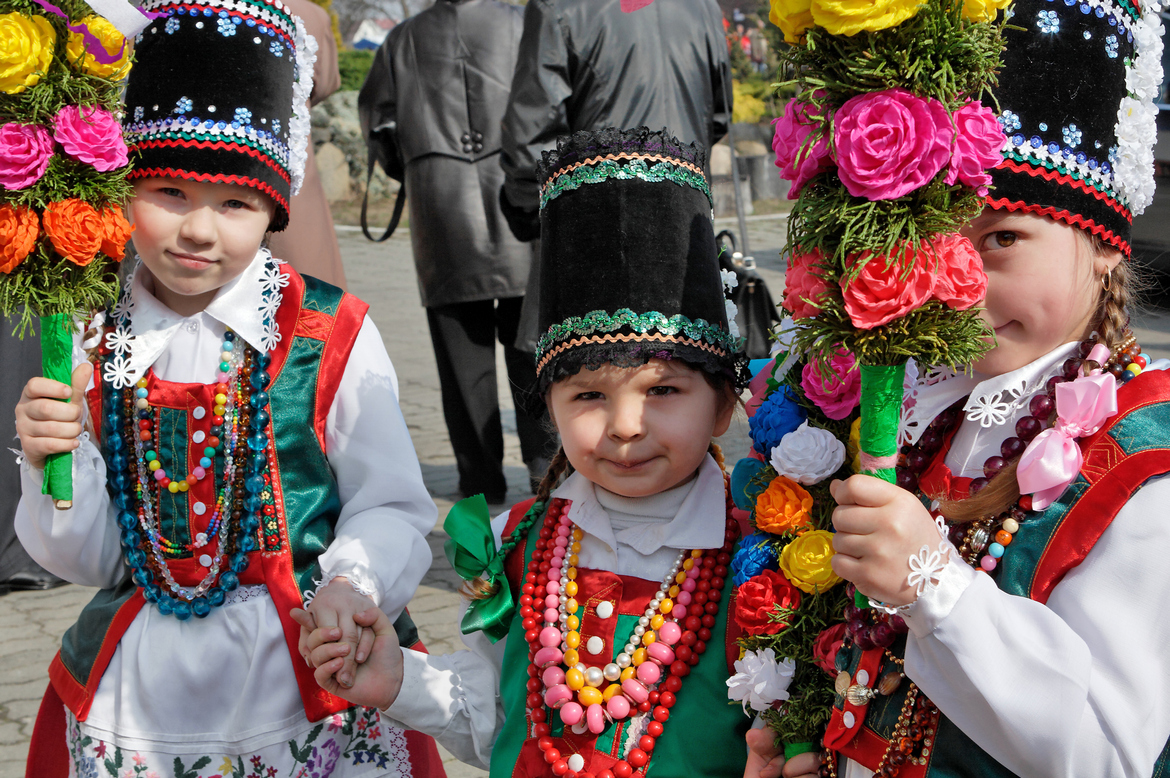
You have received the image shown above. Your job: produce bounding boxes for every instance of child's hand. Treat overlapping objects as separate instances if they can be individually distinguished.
[292,606,405,709]
[743,730,821,778]
[14,364,93,471]
[830,475,945,607]
[304,577,378,687]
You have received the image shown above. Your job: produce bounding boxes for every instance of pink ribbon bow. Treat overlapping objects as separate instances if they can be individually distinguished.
[1017,359,1117,510]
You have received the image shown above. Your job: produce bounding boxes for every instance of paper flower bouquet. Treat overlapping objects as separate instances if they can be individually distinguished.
[0,0,141,504]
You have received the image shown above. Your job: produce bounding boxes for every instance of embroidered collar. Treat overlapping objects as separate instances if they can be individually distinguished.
[551,455,727,556]
[101,249,288,389]
[899,341,1080,447]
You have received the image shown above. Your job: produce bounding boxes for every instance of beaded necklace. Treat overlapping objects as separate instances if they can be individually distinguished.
[99,257,283,620]
[521,495,735,778]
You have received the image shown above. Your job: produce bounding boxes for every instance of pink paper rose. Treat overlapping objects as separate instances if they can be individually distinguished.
[0,122,53,190]
[833,88,953,201]
[841,246,937,329]
[783,250,830,320]
[772,100,832,198]
[930,233,988,310]
[801,349,860,420]
[53,104,128,172]
[945,101,1007,194]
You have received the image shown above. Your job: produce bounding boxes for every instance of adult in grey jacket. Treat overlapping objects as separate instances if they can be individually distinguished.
[498,0,733,240]
[360,0,557,503]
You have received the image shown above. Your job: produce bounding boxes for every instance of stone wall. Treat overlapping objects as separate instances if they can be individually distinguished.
[310,92,787,217]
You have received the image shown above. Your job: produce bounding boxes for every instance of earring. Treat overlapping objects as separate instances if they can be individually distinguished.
[1101,269,1113,292]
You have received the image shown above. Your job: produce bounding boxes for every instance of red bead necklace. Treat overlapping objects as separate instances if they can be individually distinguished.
[519,496,736,778]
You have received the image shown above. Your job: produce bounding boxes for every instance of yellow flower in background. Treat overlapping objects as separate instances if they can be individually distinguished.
[961,0,1011,22]
[770,0,814,44]
[755,475,814,535]
[0,13,56,94]
[732,81,767,124]
[811,0,921,37]
[67,16,131,80]
[779,529,842,594]
[848,417,861,472]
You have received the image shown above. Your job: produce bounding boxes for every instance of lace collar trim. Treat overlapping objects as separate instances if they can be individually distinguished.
[899,342,1080,446]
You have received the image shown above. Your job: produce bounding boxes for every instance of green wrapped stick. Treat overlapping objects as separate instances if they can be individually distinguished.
[857,363,906,485]
[39,313,75,509]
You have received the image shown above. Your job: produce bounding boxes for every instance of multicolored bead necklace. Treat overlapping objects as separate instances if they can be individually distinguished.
[520,496,735,778]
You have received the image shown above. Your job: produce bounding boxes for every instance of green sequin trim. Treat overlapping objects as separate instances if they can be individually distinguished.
[1004,149,1119,201]
[132,129,288,169]
[536,308,736,358]
[540,158,712,210]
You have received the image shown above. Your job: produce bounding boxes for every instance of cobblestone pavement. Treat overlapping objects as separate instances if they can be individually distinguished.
[4,214,1170,777]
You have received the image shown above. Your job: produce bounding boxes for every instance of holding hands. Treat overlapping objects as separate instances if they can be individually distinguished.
[14,363,93,470]
[743,731,821,778]
[291,605,405,709]
[830,475,946,607]
[298,576,380,689]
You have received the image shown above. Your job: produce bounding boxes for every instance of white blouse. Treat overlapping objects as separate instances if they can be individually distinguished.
[15,253,438,754]
[381,456,731,770]
[845,343,1170,778]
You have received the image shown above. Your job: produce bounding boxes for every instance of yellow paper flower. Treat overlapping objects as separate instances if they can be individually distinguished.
[779,529,843,594]
[754,475,814,535]
[770,0,814,44]
[67,16,131,80]
[810,0,920,37]
[848,417,861,473]
[961,0,1011,23]
[0,13,56,95]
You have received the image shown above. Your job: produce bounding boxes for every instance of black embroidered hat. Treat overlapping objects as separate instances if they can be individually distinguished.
[534,127,748,392]
[121,0,316,231]
[988,0,1164,256]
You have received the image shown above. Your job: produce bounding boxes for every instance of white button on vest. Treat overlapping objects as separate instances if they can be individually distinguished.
[192,430,206,444]
[586,636,604,655]
[567,755,585,772]
[198,554,213,567]
[193,407,206,420]
[571,721,589,735]
[843,711,856,729]
[856,669,869,686]
[192,502,206,515]
[595,601,614,619]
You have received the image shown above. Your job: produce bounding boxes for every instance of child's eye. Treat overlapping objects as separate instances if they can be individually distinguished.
[648,385,677,396]
[160,187,184,198]
[989,231,1017,249]
[224,199,250,210]
[575,391,603,401]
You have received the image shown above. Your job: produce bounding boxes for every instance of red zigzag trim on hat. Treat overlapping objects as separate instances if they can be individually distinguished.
[132,138,291,184]
[985,197,1132,258]
[126,167,290,214]
[996,159,1132,220]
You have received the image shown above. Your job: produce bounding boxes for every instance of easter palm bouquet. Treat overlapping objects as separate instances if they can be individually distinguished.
[0,0,143,504]
[724,0,1008,753]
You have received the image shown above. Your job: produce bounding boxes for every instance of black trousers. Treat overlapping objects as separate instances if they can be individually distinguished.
[0,319,50,580]
[426,297,558,501]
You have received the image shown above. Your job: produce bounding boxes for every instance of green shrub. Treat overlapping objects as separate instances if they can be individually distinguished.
[338,50,376,92]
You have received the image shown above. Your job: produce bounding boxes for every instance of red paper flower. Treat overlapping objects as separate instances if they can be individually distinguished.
[930,233,987,310]
[0,203,38,273]
[734,569,802,636]
[841,246,937,330]
[783,250,830,320]
[811,623,848,675]
[98,205,133,261]
[43,198,103,266]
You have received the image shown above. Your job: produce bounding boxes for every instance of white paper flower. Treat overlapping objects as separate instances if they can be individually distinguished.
[103,354,135,390]
[720,268,739,294]
[103,327,135,357]
[725,299,741,340]
[769,422,847,485]
[726,648,796,714]
[259,263,291,291]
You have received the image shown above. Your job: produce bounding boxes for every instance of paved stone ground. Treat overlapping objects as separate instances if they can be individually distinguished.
[4,213,1170,778]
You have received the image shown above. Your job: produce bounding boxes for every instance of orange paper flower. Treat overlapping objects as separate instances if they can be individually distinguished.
[754,475,814,535]
[43,198,102,266]
[0,203,38,273]
[99,206,132,260]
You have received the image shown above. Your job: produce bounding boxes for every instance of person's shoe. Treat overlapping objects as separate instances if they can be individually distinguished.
[0,570,68,596]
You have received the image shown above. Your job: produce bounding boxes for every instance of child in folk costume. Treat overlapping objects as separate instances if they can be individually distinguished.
[749,1,1170,777]
[295,127,755,777]
[12,1,446,774]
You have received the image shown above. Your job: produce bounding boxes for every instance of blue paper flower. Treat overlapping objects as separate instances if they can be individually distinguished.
[731,532,780,587]
[749,388,806,457]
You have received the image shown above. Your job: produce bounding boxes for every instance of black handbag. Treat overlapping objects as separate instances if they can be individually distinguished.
[716,229,781,359]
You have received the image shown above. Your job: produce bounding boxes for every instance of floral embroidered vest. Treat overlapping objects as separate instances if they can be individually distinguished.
[823,369,1170,777]
[489,497,751,778]
[52,267,418,723]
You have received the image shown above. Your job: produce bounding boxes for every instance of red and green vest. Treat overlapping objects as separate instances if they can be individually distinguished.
[491,497,751,778]
[52,266,418,723]
[823,369,1170,776]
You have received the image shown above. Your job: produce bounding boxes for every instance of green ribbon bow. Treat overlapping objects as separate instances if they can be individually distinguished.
[443,494,517,643]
